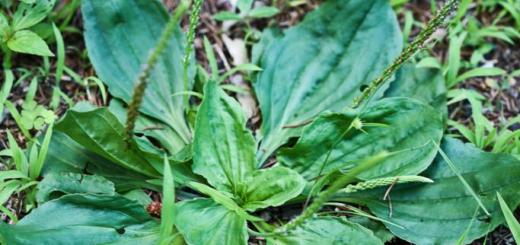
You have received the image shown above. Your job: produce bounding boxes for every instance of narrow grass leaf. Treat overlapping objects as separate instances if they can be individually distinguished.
[434,141,490,216]
[160,155,175,244]
[497,192,520,243]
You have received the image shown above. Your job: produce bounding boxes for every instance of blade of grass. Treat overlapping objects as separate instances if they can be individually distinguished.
[433,141,491,216]
[0,69,14,123]
[454,67,506,85]
[6,130,28,175]
[84,77,108,105]
[4,101,32,140]
[24,77,38,105]
[52,23,65,86]
[497,192,520,243]
[0,205,18,223]
[456,207,479,245]
[203,36,219,81]
[30,124,53,179]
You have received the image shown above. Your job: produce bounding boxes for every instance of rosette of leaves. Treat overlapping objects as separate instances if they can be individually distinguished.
[173,81,306,244]
[0,0,55,56]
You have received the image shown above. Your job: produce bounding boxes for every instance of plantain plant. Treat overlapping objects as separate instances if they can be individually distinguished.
[2,0,520,244]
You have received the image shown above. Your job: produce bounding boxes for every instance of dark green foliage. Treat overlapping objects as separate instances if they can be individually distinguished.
[2,0,520,245]
[279,97,444,180]
[82,0,194,154]
[0,194,160,245]
[356,138,520,244]
[253,0,402,163]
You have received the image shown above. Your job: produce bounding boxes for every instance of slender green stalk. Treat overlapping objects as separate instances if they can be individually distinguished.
[125,1,189,141]
[183,0,204,110]
[351,0,459,108]
[279,152,388,232]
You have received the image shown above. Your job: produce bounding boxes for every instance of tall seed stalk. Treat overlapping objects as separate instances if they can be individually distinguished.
[125,1,189,141]
[183,0,204,110]
[351,0,458,108]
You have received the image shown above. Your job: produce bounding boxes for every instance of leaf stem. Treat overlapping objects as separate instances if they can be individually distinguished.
[125,1,189,141]
[351,0,459,108]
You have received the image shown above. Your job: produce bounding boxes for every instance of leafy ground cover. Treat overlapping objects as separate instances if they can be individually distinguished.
[0,0,519,244]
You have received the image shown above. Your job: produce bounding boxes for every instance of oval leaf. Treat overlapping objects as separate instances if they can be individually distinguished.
[0,194,160,245]
[36,172,115,203]
[279,97,444,180]
[242,166,305,211]
[253,0,402,163]
[82,0,194,148]
[175,198,248,245]
[55,104,160,178]
[7,30,53,56]
[193,82,256,193]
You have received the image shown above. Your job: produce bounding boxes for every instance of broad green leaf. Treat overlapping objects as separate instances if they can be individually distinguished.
[82,0,194,149]
[55,104,160,178]
[383,64,447,111]
[122,189,152,208]
[7,30,53,56]
[0,194,160,245]
[174,198,248,245]
[100,222,161,245]
[253,0,402,163]
[497,192,520,243]
[269,217,383,245]
[42,132,170,192]
[193,81,256,193]
[86,159,161,192]
[12,0,55,30]
[278,97,444,180]
[363,138,520,244]
[42,131,89,174]
[241,166,305,211]
[36,172,115,203]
